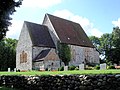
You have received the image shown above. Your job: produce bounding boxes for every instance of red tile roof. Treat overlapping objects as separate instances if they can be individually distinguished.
[47,14,94,48]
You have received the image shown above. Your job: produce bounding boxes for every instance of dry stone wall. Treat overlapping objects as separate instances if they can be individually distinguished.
[0,74,120,90]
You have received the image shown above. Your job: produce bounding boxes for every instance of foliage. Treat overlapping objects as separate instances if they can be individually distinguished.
[0,86,18,90]
[112,27,120,48]
[0,0,22,41]
[85,66,94,70]
[99,33,113,61]
[0,38,17,71]
[75,67,79,70]
[94,65,100,70]
[58,66,64,71]
[68,65,76,70]
[89,27,120,65]
[57,42,71,66]
[89,36,100,48]
[107,65,115,69]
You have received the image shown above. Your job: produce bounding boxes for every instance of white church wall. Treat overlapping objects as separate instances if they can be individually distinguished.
[69,45,99,66]
[32,48,60,70]
[69,45,85,66]
[42,15,60,47]
[44,60,60,70]
[84,47,99,64]
[16,23,33,71]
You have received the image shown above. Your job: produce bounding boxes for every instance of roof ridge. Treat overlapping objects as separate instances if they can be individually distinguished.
[45,13,94,48]
[46,13,80,25]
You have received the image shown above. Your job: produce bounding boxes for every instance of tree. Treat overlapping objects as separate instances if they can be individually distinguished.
[58,42,71,66]
[0,38,17,71]
[112,27,120,48]
[110,27,120,64]
[89,36,101,51]
[100,33,113,59]
[89,34,113,64]
[89,36,100,46]
[0,0,22,41]
[89,27,120,65]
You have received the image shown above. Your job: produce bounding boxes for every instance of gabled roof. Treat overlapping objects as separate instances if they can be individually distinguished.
[33,49,51,62]
[46,14,94,48]
[25,21,55,48]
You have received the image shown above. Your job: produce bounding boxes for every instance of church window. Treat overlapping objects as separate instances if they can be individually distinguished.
[20,51,27,63]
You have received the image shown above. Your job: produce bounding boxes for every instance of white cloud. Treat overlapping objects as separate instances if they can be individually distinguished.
[22,0,62,8]
[112,18,120,28]
[6,20,24,39]
[53,10,103,37]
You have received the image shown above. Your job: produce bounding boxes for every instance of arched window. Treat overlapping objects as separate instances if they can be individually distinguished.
[20,51,27,63]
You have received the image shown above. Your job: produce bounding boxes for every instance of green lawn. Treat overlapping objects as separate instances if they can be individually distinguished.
[0,69,120,76]
[0,86,19,90]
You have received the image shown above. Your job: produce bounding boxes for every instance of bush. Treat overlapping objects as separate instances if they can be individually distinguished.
[94,65,100,70]
[58,66,64,71]
[85,66,94,70]
[45,68,48,71]
[75,67,79,70]
[69,65,76,70]
[87,63,97,67]
[107,65,115,69]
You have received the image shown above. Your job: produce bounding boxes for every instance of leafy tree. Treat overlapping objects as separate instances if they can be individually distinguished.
[89,27,120,65]
[89,34,113,64]
[0,0,22,41]
[58,42,71,66]
[109,48,120,64]
[0,38,17,71]
[89,36,101,53]
[110,27,120,64]
[112,27,120,48]
[100,33,113,60]
[89,36,100,47]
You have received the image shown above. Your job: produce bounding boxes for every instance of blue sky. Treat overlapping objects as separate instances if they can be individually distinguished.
[7,0,120,39]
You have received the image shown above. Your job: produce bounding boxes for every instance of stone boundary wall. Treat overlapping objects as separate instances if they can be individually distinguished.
[0,74,120,90]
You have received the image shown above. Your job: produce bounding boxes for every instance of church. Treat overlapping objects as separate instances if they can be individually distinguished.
[16,14,99,71]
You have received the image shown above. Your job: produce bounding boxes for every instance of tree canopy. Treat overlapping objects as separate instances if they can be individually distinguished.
[0,38,17,71]
[89,26,120,65]
[0,0,22,40]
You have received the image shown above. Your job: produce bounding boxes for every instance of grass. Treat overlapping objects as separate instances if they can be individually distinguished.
[0,86,19,90]
[0,69,120,76]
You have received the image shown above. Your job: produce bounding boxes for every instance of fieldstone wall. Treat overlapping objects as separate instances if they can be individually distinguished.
[0,74,120,90]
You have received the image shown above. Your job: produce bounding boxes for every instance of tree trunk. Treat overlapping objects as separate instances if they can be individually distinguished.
[64,61,69,66]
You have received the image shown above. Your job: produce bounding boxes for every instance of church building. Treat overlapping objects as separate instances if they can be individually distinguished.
[16,14,99,70]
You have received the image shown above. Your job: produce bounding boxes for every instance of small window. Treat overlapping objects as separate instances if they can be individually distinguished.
[20,51,27,63]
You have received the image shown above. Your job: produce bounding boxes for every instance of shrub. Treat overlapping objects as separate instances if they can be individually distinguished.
[45,68,48,71]
[69,65,76,70]
[87,63,97,67]
[94,65,100,70]
[85,66,94,70]
[107,65,115,69]
[58,66,64,71]
[75,67,79,70]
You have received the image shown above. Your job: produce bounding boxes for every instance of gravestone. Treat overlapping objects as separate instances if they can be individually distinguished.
[40,65,45,71]
[14,68,17,72]
[79,64,85,70]
[64,66,68,71]
[8,68,10,72]
[100,63,106,70]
